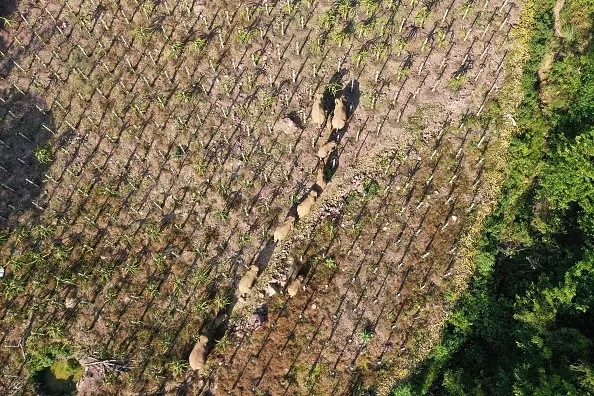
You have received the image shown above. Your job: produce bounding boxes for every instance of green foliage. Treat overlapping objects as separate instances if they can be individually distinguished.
[131,26,155,41]
[539,129,594,230]
[50,359,83,381]
[391,384,414,396]
[166,360,188,377]
[324,256,337,269]
[26,342,73,377]
[234,28,255,44]
[191,38,207,54]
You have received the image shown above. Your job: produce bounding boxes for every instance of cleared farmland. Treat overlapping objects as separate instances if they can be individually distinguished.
[0,0,525,394]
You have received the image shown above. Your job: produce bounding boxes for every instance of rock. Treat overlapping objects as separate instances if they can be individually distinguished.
[266,283,280,296]
[326,113,333,133]
[451,215,458,223]
[276,116,300,135]
[297,190,318,218]
[317,141,337,161]
[248,305,268,330]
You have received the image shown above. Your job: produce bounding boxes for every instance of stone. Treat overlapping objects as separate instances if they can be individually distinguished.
[247,305,268,330]
[266,283,280,296]
[276,117,300,135]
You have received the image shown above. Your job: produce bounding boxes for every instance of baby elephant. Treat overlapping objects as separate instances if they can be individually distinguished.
[316,168,327,190]
[238,265,259,297]
[287,278,302,297]
[311,94,325,126]
[189,335,209,372]
[317,141,337,161]
[332,98,347,130]
[274,216,296,242]
[297,190,318,218]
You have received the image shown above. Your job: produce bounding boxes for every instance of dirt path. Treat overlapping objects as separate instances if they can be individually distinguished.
[538,0,565,100]
[554,0,565,38]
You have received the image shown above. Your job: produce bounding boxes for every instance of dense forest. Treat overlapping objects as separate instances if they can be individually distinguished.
[393,0,594,394]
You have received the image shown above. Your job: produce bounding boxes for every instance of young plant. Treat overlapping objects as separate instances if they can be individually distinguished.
[131,26,155,42]
[235,28,255,44]
[324,256,337,269]
[354,49,370,67]
[414,7,430,28]
[167,361,188,377]
[361,0,380,15]
[336,0,353,20]
[167,41,185,59]
[191,38,207,54]
[318,9,337,30]
[448,74,468,92]
[34,147,53,163]
[358,327,374,345]
[216,331,231,350]
[325,82,342,97]
[145,225,164,243]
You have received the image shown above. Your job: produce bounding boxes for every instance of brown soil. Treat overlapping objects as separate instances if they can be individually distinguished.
[0,0,519,395]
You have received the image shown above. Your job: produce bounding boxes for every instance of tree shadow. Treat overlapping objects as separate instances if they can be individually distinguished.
[0,89,56,226]
[0,0,18,50]
[342,79,360,116]
[0,0,17,27]
[286,111,304,129]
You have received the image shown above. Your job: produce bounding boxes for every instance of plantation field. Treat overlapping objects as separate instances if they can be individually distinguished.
[0,0,522,394]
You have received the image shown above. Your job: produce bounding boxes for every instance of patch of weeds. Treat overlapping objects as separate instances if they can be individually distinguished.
[448,74,468,92]
[217,209,230,222]
[325,82,343,97]
[345,190,361,204]
[34,147,53,163]
[364,179,381,197]
[172,146,183,160]
[305,363,323,388]
[36,359,83,395]
[166,361,187,377]
[324,256,337,269]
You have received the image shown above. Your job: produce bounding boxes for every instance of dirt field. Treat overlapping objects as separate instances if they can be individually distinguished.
[0,0,520,394]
